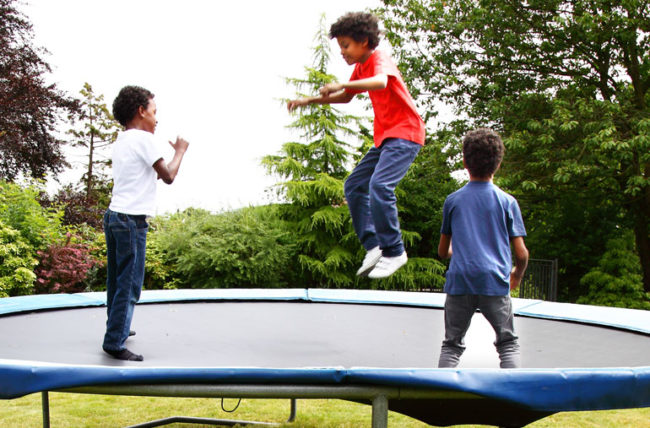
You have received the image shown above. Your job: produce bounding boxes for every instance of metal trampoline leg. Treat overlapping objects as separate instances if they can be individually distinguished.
[287,398,297,422]
[41,391,50,428]
[371,395,388,428]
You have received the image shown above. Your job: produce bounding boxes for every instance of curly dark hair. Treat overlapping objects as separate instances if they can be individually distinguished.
[463,128,505,179]
[329,12,381,49]
[112,85,154,127]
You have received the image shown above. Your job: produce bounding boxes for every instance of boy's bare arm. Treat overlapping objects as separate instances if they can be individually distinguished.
[287,74,388,111]
[510,236,529,288]
[320,74,388,96]
[438,233,452,259]
[287,90,354,111]
[153,136,189,185]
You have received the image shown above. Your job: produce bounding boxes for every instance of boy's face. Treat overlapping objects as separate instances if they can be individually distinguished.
[139,98,157,133]
[336,36,371,65]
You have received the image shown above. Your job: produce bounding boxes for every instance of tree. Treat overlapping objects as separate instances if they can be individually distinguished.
[380,0,650,295]
[68,82,120,199]
[0,0,78,181]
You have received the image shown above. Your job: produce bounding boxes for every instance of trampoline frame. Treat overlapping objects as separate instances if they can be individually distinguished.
[48,384,479,428]
[1,288,649,428]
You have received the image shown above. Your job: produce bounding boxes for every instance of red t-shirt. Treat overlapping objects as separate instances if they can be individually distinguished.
[345,49,425,147]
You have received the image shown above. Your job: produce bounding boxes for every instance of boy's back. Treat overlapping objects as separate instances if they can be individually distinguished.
[437,128,527,369]
[441,181,526,296]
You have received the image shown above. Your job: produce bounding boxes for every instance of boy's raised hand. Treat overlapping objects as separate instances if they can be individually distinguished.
[287,98,310,111]
[169,136,189,153]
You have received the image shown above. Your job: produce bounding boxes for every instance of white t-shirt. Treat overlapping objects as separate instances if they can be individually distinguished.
[108,129,164,216]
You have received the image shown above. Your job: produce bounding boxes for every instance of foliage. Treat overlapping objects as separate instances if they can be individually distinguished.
[380,0,650,295]
[0,0,78,180]
[34,233,100,294]
[149,207,298,289]
[45,183,109,229]
[0,219,37,297]
[0,180,63,250]
[67,82,120,198]
[578,230,650,310]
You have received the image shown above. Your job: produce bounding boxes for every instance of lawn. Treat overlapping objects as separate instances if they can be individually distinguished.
[1,393,649,427]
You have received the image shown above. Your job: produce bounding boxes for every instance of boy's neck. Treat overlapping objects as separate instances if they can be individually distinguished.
[359,49,375,64]
[469,174,493,183]
[125,121,152,133]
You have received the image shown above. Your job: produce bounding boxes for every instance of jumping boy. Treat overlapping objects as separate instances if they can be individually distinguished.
[103,85,189,361]
[437,128,528,368]
[288,12,425,278]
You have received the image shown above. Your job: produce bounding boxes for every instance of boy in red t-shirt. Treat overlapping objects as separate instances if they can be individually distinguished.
[288,12,425,278]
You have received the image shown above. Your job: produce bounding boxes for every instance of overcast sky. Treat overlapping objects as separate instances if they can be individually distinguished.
[21,0,383,214]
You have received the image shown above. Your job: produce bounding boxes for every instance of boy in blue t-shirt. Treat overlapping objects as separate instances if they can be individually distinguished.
[437,128,528,368]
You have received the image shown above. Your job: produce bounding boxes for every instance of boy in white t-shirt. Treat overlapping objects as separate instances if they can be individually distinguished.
[102,86,189,361]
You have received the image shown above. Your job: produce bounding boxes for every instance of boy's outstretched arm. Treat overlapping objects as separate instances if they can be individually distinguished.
[438,233,452,259]
[287,74,388,111]
[287,90,354,111]
[153,136,189,184]
[510,236,529,289]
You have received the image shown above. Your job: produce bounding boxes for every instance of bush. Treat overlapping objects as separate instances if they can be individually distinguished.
[0,219,37,297]
[0,180,63,250]
[34,233,100,294]
[578,230,650,310]
[150,206,298,289]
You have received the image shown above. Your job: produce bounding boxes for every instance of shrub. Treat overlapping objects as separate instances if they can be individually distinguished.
[578,230,650,310]
[34,233,99,294]
[0,180,63,250]
[0,219,37,297]
[152,206,298,289]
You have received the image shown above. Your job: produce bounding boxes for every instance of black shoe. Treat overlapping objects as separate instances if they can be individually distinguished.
[129,330,136,337]
[104,348,143,361]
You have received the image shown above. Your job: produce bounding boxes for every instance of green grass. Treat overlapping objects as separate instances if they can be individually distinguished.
[1,393,649,427]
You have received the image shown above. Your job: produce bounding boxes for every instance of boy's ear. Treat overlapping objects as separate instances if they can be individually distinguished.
[137,105,146,117]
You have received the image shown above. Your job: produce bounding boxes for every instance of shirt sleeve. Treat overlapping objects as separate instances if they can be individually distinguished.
[507,199,527,238]
[135,132,165,167]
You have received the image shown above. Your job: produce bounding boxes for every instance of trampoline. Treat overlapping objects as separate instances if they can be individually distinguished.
[0,288,648,427]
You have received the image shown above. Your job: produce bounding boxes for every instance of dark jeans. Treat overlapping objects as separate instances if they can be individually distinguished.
[344,138,421,257]
[102,209,148,352]
[438,294,521,368]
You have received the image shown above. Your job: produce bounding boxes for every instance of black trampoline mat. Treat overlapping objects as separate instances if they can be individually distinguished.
[1,301,648,368]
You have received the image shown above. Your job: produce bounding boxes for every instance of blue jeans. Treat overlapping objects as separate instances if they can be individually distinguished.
[102,209,148,352]
[438,294,521,368]
[344,138,421,257]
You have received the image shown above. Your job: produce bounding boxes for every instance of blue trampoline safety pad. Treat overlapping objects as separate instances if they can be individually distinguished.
[0,362,648,413]
[1,288,648,334]
[0,288,649,422]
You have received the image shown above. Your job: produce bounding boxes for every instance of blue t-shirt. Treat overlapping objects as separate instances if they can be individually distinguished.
[440,181,526,296]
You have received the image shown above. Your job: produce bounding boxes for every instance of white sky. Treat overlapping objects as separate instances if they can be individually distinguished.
[21,0,383,214]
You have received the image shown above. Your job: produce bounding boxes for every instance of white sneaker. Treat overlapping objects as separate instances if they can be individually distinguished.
[356,246,382,276]
[368,252,408,279]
